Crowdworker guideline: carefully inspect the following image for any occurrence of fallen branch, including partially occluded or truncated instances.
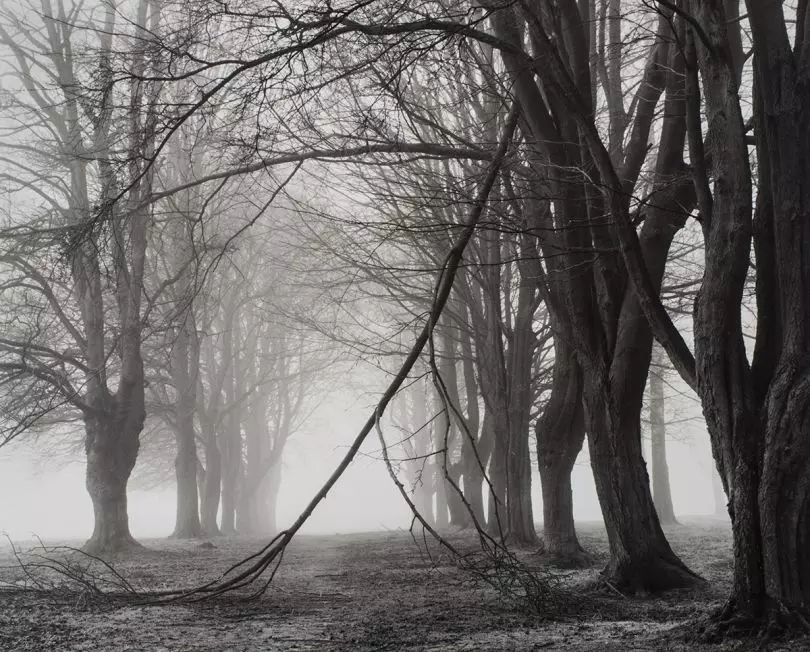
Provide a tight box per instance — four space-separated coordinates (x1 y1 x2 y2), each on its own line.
135 103 520 603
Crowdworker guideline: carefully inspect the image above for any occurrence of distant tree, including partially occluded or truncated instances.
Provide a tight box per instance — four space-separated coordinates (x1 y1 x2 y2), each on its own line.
648 344 677 526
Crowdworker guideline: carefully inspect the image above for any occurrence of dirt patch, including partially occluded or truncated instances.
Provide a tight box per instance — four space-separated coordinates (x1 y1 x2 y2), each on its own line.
0 519 807 650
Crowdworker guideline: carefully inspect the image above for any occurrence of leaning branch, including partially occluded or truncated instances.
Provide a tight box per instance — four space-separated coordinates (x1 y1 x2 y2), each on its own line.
148 103 519 602
146 143 488 209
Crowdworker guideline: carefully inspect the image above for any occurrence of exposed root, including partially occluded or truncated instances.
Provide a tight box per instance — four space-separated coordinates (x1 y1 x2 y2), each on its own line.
82 535 144 557
601 553 706 594
694 598 810 645
539 547 595 570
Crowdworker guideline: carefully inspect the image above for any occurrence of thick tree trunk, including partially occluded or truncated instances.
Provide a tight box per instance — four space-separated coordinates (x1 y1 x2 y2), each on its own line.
405 378 436 526
240 460 282 535
504 251 539 547
536 341 589 565
84 412 141 554
170 320 202 539
649 348 677 525
585 386 698 591
264 462 281 535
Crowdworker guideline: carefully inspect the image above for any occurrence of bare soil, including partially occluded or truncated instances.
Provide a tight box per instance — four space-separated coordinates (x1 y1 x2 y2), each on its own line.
0 518 806 650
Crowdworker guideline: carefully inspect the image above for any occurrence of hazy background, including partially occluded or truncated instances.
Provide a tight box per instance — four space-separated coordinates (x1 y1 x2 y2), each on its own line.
0 377 717 543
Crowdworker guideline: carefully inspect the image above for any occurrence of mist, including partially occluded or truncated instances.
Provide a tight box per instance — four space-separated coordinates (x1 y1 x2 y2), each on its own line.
3 0 803 650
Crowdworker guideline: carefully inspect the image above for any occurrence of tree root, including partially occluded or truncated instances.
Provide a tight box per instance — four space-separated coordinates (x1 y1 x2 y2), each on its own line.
601 552 706 594
541 547 595 570
82 534 144 557
694 598 810 645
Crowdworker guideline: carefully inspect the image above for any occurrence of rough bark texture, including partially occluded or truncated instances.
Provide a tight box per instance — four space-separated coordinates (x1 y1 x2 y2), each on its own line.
488 2 700 589
536 340 589 565
686 0 810 626
84 411 142 554
503 234 540 546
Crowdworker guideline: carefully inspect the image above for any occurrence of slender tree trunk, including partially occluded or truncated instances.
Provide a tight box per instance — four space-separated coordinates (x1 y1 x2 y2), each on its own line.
433 416 450 530
649 346 677 525
173 424 202 538
220 432 238 535
459 324 486 525
438 329 473 528
200 430 221 535
585 386 697 591
504 244 539 546
536 340 589 565
406 378 436 526
263 462 282 535
486 408 508 537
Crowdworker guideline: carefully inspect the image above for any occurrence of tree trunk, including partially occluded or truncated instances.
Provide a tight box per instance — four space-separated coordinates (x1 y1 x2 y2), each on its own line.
84 411 141 554
200 430 221 535
263 462 282 535
240 459 282 535
170 319 202 539
485 408 508 537
406 378 436 526
536 340 589 565
585 386 698 591
504 241 540 547
438 329 473 528
173 424 201 538
459 323 486 525
220 436 238 535
433 419 450 529
649 346 677 525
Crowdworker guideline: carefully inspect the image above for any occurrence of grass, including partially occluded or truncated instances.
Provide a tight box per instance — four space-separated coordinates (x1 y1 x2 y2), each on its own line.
0 517 806 650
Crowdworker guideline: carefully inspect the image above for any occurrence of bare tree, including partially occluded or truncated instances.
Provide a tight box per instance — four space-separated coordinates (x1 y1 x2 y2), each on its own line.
0 0 165 553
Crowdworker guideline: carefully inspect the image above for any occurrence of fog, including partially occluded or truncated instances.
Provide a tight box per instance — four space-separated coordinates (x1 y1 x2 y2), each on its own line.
0 381 718 543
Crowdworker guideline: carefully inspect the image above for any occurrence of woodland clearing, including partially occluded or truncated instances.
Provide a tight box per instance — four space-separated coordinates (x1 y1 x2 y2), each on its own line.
0 518 803 651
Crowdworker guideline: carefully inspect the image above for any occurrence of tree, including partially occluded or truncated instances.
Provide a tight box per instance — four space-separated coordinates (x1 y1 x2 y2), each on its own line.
0 0 165 553
672 0 810 627
649 344 677 525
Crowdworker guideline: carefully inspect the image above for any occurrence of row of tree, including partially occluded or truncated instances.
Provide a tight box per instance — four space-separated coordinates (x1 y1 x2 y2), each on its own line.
1 0 805 630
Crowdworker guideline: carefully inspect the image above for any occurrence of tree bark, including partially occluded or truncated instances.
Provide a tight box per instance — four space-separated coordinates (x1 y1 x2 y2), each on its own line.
536 339 589 565
84 409 142 554
437 328 473 528
173 425 202 538
502 234 540 546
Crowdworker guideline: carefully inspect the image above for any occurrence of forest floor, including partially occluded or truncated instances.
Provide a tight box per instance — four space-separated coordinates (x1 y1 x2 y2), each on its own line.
0 517 806 651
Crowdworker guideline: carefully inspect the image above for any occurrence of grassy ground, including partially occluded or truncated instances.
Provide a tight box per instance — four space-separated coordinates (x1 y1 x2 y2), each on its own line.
0 517 805 651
